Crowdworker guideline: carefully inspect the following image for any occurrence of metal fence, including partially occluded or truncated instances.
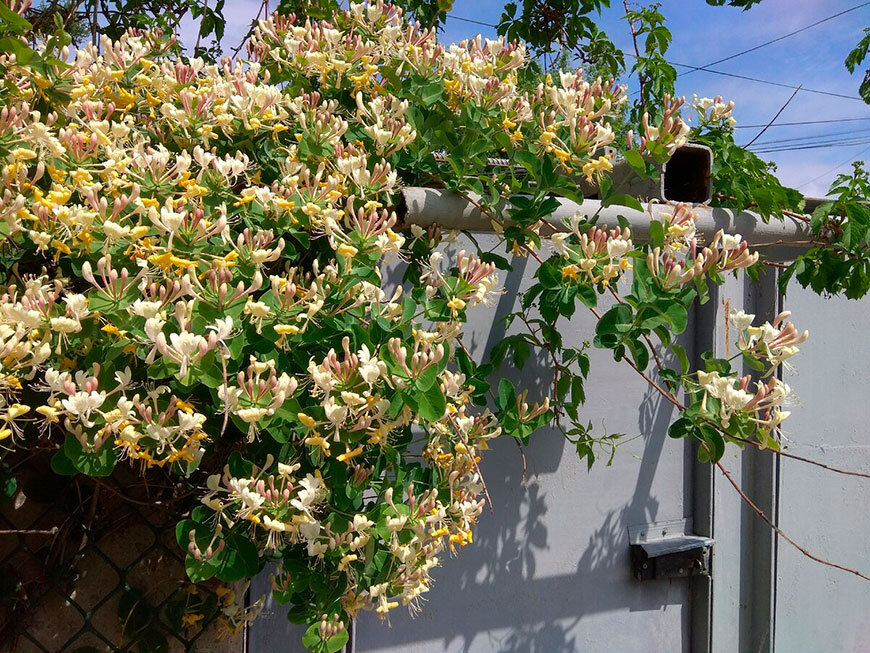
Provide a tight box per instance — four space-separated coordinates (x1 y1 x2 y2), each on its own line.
0 453 240 652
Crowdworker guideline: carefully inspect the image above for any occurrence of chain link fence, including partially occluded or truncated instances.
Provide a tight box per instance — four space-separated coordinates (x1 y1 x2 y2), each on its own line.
0 451 244 652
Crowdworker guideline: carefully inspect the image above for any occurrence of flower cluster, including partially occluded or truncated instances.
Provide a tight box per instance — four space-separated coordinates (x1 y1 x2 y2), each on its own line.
692 94 736 128
730 309 809 371
551 222 634 286
646 204 759 289
0 0 570 639
695 310 808 434
0 0 807 647
628 95 692 156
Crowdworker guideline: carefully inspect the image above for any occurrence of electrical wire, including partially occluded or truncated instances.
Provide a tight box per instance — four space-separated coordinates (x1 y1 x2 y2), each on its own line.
744 126 870 148
751 138 870 154
744 84 802 147
448 14 866 101
447 14 496 27
797 143 870 190
658 57 864 101
752 136 870 152
734 117 870 129
680 2 870 77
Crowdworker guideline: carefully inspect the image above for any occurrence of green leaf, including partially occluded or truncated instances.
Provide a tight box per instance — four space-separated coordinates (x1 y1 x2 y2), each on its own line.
177 520 219 582
595 303 634 336
0 37 36 64
419 81 443 106
668 417 694 439
513 150 539 175
576 284 597 308
626 338 649 371
214 532 260 582
63 434 116 477
0 4 33 33
624 150 646 177
537 261 562 289
497 378 515 411
671 344 689 374
649 220 665 248
415 385 446 421
697 424 725 463
414 364 439 392
50 448 78 476
603 194 644 212
0 464 17 501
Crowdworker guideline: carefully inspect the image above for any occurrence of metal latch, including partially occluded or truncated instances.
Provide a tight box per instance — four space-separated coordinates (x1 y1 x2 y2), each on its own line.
629 519 713 581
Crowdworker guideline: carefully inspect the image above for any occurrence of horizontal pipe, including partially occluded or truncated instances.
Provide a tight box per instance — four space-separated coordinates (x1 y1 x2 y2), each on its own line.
400 187 816 261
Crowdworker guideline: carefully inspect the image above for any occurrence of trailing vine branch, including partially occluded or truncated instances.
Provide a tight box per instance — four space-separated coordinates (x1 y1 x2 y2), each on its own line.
715 459 870 582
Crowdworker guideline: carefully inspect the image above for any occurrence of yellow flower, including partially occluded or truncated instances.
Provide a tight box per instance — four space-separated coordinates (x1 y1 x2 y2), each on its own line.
446 297 466 312
305 435 331 455
6 404 30 420
129 225 151 240
297 412 316 427
337 243 358 259
561 264 581 280
336 445 364 463
53 240 72 255
338 553 358 571
11 148 37 161
582 155 614 182
148 251 196 273
36 405 60 422
367 427 385 445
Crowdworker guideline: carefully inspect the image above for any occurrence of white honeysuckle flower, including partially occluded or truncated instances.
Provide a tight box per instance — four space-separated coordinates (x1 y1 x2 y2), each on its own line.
130 300 164 319
358 345 386 384
323 397 348 426
606 238 631 259
729 309 755 332
218 384 243 409
114 367 133 390
551 232 571 254
209 317 234 341
61 390 107 428
50 316 81 334
721 233 743 250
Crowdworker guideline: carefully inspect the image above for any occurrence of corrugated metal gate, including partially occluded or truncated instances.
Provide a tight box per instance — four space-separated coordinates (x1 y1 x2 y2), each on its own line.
246 235 870 652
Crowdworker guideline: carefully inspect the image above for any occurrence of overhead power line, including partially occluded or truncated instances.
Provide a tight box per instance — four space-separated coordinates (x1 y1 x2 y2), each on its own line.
797 143 870 190
661 58 864 101
681 2 870 77
746 126 870 147
734 117 870 129
448 14 496 28
448 14 866 102
744 84 802 147
751 137 870 154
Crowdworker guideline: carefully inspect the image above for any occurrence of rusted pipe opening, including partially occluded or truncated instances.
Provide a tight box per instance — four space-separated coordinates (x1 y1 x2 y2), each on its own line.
663 143 713 203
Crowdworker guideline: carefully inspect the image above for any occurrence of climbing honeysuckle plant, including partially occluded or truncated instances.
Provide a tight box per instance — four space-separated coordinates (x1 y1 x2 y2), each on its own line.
0 1 814 649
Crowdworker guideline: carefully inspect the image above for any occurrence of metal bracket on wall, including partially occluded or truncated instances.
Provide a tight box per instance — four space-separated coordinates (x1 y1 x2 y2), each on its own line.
629 519 714 581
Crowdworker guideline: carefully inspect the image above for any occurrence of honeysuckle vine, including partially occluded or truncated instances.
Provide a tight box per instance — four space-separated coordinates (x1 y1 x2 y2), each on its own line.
0 1 866 650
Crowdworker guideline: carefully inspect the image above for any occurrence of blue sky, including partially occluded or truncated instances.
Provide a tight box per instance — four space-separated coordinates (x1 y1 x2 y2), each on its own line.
181 0 870 197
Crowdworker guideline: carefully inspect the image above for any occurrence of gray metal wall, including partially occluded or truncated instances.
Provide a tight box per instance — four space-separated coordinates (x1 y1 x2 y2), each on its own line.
772 283 870 651
248 240 870 653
